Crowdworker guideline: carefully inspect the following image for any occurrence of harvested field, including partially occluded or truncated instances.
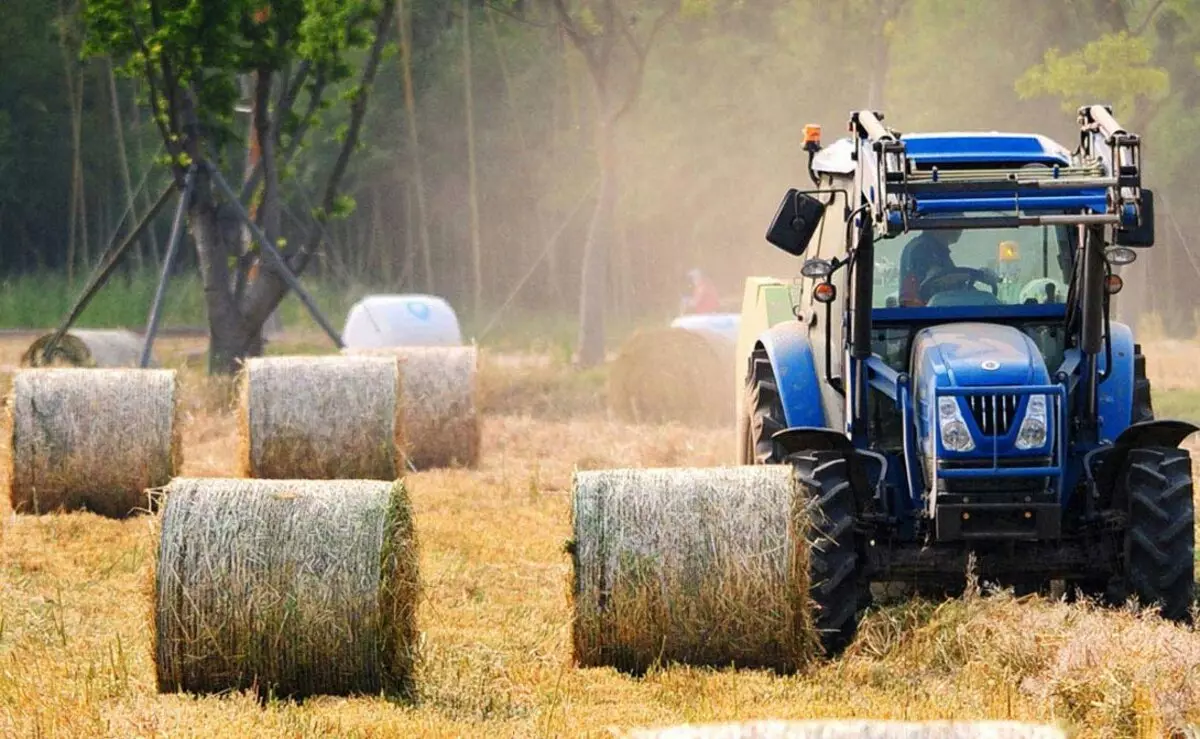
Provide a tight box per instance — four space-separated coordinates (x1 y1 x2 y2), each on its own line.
0 334 1198 737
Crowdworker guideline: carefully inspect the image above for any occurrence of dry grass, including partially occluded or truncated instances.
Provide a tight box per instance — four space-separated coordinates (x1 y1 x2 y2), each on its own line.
0 336 1198 737
154 478 418 700
572 466 816 673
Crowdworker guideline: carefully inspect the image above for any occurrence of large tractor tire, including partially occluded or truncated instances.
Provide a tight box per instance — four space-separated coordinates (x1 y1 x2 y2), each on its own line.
788 451 863 655
744 352 862 654
745 347 785 464
1116 447 1195 622
1132 343 1154 424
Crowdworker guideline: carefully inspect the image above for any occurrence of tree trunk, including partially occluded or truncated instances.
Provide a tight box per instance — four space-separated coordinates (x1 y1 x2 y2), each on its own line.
576 118 617 367
188 173 261 374
463 0 484 318
397 0 435 293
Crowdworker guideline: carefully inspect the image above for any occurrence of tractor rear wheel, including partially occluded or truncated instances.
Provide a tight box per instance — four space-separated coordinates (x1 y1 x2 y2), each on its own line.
1115 447 1195 622
789 451 863 656
745 347 786 464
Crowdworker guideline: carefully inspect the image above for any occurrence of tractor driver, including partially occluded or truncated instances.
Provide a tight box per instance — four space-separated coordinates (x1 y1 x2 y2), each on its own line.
898 229 962 307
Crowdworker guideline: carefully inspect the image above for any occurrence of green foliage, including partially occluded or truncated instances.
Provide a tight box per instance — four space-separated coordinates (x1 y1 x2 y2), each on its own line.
1016 32 1169 114
82 0 384 156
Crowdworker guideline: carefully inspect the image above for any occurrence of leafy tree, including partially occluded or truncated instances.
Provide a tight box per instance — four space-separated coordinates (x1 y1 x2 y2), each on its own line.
83 0 395 373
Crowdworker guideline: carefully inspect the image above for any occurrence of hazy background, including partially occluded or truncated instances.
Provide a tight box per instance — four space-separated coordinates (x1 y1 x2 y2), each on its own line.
2 0 1197 339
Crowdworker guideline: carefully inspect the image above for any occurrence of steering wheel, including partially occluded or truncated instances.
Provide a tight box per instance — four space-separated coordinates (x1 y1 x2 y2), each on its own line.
918 267 999 303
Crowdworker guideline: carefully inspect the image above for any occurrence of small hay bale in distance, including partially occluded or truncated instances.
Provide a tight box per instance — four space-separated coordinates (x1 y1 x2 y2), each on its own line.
154 478 419 699
20 329 154 368
624 720 1067 739
240 355 403 479
343 346 480 469
607 327 735 425
7 368 179 517
571 465 815 673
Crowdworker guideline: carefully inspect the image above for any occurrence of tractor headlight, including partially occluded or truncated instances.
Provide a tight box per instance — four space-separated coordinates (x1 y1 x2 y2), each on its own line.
937 396 976 453
1015 394 1050 450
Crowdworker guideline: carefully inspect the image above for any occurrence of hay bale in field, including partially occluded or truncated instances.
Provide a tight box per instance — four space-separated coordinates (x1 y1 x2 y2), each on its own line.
7 368 179 517
343 346 480 469
571 466 814 673
20 329 155 368
625 721 1067 739
608 327 735 425
153 477 419 698
239 355 403 479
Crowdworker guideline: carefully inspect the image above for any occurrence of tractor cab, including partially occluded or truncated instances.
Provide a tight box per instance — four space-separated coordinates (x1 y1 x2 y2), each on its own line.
739 107 1194 635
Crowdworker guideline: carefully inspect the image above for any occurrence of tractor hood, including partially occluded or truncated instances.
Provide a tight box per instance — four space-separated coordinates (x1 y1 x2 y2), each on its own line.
913 323 1049 388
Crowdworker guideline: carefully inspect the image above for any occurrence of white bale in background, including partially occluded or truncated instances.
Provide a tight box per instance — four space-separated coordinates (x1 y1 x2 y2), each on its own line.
342 294 463 349
625 720 1067 739
669 312 741 348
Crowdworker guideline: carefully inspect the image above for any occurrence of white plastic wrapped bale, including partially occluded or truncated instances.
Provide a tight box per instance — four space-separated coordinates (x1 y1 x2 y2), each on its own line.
624 721 1067 739
342 294 463 349
669 312 741 347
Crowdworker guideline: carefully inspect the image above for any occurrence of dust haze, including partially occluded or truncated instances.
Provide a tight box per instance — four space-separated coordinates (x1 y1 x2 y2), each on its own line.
323 2 1194 336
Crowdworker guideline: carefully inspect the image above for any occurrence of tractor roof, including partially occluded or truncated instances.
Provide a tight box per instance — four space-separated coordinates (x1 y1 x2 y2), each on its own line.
812 132 1074 176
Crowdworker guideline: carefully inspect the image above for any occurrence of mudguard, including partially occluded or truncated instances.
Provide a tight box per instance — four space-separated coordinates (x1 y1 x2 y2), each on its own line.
756 321 827 428
1096 321 1136 443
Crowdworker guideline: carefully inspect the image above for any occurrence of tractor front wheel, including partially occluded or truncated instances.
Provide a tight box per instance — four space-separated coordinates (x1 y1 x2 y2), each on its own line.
1115 447 1195 622
789 451 863 656
745 347 786 464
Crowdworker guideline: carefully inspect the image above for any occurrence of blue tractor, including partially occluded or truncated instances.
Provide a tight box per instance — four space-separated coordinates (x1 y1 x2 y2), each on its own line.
738 106 1196 652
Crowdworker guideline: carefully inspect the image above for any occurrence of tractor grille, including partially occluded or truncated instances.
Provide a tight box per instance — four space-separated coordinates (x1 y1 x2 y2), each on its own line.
966 394 1019 436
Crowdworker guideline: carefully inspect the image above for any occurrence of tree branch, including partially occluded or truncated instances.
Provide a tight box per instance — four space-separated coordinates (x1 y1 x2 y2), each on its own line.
239 2 396 326
551 0 598 71
1132 0 1167 35
611 2 675 123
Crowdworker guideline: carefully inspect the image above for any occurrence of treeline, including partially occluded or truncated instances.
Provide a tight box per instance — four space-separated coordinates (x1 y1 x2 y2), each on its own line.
2 0 1199 333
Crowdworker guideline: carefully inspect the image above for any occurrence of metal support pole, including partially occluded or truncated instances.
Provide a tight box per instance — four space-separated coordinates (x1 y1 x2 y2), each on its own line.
42 183 176 364
207 164 344 348
140 167 196 368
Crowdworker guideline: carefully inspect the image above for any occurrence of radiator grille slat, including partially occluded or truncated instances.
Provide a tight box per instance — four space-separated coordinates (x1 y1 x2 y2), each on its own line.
967 393 1018 436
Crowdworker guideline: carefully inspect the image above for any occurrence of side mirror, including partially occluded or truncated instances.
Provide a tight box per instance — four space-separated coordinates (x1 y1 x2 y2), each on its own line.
1114 189 1154 247
766 189 826 257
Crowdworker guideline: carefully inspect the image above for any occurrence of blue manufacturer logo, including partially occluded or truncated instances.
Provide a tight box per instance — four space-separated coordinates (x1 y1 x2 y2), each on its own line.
407 302 432 321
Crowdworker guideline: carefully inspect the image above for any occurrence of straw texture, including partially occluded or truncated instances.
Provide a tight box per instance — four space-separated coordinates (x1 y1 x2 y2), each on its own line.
344 346 480 469
153 477 419 699
571 465 815 673
21 329 153 368
239 355 403 479
7 368 179 517
625 721 1067 739
608 328 734 425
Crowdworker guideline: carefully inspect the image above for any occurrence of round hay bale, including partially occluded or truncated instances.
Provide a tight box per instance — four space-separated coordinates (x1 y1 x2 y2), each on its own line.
570 466 815 673
608 328 735 425
7 368 180 517
20 329 155 368
153 477 418 698
239 355 403 480
625 721 1067 739
343 346 480 469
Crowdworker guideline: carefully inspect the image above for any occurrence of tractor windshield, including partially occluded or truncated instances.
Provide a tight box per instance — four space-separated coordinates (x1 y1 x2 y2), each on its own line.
874 222 1072 309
